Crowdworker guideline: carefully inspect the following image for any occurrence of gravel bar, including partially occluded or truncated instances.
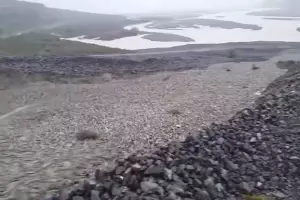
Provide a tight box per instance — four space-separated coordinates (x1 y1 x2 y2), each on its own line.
43 61 300 200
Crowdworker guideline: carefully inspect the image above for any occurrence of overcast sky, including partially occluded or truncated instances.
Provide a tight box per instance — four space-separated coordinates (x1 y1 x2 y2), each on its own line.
25 0 265 14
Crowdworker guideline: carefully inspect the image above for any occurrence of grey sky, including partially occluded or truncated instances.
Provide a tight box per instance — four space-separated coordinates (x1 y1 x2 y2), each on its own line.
25 0 264 14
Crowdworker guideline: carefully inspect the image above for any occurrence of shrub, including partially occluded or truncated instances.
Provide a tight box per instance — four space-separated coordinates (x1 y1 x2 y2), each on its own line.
76 130 99 141
162 76 171 81
167 109 181 115
252 64 260 70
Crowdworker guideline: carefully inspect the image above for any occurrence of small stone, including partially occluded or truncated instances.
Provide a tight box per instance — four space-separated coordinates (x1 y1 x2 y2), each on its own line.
167 184 184 194
194 179 203 187
258 176 265 183
224 159 238 171
164 168 173 180
215 183 224 192
126 175 139 190
140 181 164 195
272 191 287 198
206 167 213 176
256 133 262 140
254 91 262 96
91 190 101 200
95 169 106 182
221 168 228 181
290 156 300 160
145 166 165 176
195 190 211 200
239 182 253 193
73 197 84 200
132 163 142 171
185 135 196 143
256 182 263 188
204 177 214 187
59 189 71 200
186 165 195 171
204 178 218 199
217 137 225 145
115 166 125 175
250 137 257 143
165 192 179 200
111 184 121 196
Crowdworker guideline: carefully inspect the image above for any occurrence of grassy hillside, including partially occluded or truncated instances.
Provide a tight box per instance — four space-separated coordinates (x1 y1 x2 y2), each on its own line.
0 33 125 56
0 0 144 39
0 0 142 56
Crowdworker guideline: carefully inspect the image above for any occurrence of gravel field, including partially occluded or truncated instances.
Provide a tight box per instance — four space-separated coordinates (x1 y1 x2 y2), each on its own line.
0 47 299 199
49 60 300 200
0 49 291 199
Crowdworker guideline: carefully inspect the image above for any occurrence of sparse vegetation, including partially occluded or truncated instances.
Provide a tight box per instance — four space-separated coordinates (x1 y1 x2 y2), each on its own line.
252 64 260 70
76 130 99 141
167 109 181 115
162 76 171 81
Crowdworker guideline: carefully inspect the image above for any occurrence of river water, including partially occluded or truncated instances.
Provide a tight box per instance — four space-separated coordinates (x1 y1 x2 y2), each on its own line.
65 10 300 50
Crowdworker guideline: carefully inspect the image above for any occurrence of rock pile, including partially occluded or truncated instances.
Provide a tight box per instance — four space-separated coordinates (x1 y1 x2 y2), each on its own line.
46 62 300 200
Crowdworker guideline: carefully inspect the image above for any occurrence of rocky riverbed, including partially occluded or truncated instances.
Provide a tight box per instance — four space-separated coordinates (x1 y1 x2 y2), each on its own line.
44 61 300 200
0 46 299 200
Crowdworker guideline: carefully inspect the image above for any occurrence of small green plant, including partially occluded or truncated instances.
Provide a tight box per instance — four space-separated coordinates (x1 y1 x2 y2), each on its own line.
252 64 260 70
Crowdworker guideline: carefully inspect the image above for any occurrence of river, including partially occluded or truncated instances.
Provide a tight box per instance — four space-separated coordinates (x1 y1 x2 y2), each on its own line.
65 10 300 50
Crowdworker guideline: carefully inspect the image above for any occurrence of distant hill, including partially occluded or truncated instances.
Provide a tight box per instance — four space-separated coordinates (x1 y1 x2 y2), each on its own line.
0 0 146 56
0 32 127 56
0 0 144 39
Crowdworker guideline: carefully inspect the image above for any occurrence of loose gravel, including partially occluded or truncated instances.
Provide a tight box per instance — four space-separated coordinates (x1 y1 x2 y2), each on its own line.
0 52 287 199
45 62 300 200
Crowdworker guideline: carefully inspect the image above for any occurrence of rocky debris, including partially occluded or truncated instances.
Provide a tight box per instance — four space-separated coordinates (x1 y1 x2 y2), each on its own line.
42 61 300 199
76 130 99 141
0 48 282 84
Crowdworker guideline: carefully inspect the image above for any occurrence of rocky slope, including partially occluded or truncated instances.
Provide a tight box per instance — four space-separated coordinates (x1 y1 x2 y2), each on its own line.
41 61 300 200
